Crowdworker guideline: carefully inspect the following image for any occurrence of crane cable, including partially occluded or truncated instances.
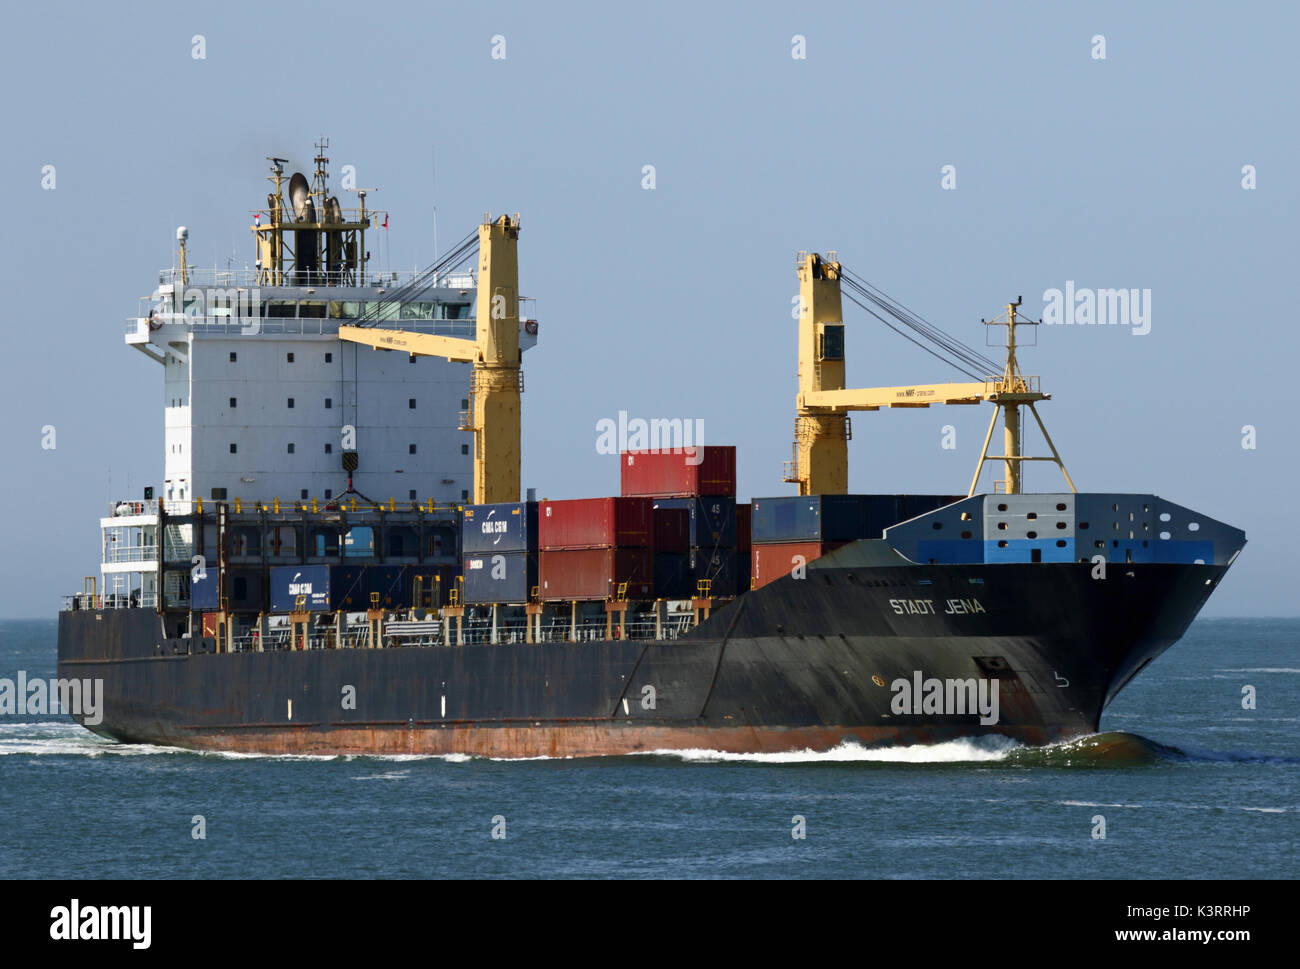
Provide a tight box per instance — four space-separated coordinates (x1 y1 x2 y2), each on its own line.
838 266 1002 378
354 227 480 328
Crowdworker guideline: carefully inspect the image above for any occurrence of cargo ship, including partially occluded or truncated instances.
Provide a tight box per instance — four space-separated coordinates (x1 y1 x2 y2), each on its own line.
56 143 1245 757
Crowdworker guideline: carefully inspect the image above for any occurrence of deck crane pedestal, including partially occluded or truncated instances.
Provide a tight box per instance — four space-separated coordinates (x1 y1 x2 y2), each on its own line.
338 214 523 504
783 251 1076 497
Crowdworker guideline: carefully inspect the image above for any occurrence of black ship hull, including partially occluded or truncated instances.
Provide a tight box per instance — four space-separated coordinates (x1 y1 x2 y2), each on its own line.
57 549 1228 758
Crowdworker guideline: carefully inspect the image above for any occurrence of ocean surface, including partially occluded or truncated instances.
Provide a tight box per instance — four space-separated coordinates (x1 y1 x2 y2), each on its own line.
1 617 1295 879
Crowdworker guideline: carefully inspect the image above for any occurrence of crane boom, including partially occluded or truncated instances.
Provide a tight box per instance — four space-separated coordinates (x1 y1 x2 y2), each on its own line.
338 214 523 504
784 252 1074 497
336 327 477 363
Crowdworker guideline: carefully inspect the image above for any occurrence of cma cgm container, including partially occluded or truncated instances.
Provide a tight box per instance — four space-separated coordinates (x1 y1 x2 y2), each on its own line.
620 446 737 498
751 495 907 544
538 547 653 601
751 541 849 590
270 564 372 612
538 497 652 549
462 501 538 555
652 507 690 554
653 497 737 548
462 550 538 604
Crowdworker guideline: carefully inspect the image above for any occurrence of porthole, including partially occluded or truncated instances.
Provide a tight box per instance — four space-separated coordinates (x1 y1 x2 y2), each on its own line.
1159 531 1171 540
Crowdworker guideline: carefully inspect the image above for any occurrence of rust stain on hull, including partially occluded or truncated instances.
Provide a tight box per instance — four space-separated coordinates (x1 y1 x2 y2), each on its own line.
155 722 1066 759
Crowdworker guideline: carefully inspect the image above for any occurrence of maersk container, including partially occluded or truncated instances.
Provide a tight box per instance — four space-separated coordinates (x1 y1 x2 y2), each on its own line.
620 445 737 498
538 497 652 550
463 550 538 604
538 547 654 601
751 541 849 589
653 496 737 548
270 564 371 612
653 552 692 599
652 507 690 555
462 501 538 555
689 546 738 597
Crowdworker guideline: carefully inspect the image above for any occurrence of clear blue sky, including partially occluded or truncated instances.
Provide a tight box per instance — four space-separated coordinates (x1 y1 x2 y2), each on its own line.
1 0 1295 617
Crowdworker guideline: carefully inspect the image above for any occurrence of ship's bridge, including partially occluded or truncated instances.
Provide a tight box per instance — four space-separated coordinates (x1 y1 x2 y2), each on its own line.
125 268 538 363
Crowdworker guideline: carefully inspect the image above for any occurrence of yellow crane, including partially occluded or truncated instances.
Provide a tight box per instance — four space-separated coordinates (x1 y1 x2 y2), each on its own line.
783 251 1076 497
339 214 523 504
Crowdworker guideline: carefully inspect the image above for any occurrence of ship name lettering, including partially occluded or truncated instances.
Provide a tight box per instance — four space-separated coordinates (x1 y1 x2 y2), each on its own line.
889 598 936 615
944 598 985 614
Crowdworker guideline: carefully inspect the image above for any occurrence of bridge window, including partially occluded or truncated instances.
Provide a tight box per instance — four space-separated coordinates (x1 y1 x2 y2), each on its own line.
328 302 362 319
440 303 472 320
300 302 326 319
265 300 296 318
400 302 435 320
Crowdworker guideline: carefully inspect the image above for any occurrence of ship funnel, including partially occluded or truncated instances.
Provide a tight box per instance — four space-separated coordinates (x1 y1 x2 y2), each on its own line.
289 172 315 222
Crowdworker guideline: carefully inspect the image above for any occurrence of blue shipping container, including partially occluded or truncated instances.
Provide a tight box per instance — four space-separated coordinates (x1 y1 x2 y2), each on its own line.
462 550 538 604
270 565 371 612
654 497 737 548
752 494 915 543
462 501 538 555
343 526 374 558
689 547 739 597
190 569 219 610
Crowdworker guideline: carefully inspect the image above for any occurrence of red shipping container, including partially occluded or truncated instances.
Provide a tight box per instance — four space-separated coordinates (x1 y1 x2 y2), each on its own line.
538 547 654 601
538 497 652 550
751 541 848 590
736 502 752 553
652 507 690 554
620 446 737 498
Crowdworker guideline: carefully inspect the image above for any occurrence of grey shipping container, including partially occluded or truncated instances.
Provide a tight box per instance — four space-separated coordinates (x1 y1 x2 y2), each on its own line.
462 550 538 604
462 501 539 555
751 494 913 543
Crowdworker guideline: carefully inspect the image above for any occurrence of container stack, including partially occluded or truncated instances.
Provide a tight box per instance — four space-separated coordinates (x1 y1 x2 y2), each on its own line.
622 446 740 599
749 495 906 589
538 497 654 600
460 501 539 604
268 563 453 612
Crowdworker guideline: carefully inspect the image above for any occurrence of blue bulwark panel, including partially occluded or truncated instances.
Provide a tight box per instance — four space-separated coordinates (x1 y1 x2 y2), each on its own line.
884 495 984 563
983 538 1076 563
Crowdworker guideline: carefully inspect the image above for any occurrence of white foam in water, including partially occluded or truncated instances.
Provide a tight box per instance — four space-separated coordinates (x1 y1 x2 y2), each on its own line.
1215 668 1300 674
0 721 183 758
634 736 1023 764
